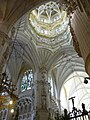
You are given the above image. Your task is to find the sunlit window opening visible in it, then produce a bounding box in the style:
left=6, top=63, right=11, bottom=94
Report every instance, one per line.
left=29, top=1, right=69, bottom=38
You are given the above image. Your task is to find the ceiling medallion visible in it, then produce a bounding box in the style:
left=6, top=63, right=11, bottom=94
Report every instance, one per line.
left=28, top=1, right=77, bottom=49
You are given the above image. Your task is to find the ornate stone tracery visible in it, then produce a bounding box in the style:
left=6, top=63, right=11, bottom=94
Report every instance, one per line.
left=0, top=1, right=90, bottom=120
left=14, top=97, right=32, bottom=120
left=29, top=1, right=68, bottom=38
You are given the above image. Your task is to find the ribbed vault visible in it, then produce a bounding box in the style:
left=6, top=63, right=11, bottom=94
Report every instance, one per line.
left=4, top=1, right=90, bottom=112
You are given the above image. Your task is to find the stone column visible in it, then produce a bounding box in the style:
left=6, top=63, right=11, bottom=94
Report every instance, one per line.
left=71, top=2, right=90, bottom=76
left=33, top=67, right=50, bottom=120
left=57, top=99, right=61, bottom=114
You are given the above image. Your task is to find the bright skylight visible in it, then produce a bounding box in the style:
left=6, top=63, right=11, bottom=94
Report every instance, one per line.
left=29, top=1, right=69, bottom=38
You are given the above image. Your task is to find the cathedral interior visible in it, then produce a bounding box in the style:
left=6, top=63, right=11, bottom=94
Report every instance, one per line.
left=0, top=0, right=90, bottom=120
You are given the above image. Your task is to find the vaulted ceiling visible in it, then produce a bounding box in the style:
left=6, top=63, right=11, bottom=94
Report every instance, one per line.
left=1, top=0, right=90, bottom=110
left=0, top=0, right=55, bottom=33
left=6, top=1, right=86, bottom=91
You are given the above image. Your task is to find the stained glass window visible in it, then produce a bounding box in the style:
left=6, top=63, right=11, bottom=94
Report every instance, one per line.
left=21, top=69, right=33, bottom=92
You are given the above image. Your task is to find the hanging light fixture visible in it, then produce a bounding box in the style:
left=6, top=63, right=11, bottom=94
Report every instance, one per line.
left=0, top=19, right=23, bottom=110
left=0, top=72, right=18, bottom=110
left=0, top=72, right=18, bottom=98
